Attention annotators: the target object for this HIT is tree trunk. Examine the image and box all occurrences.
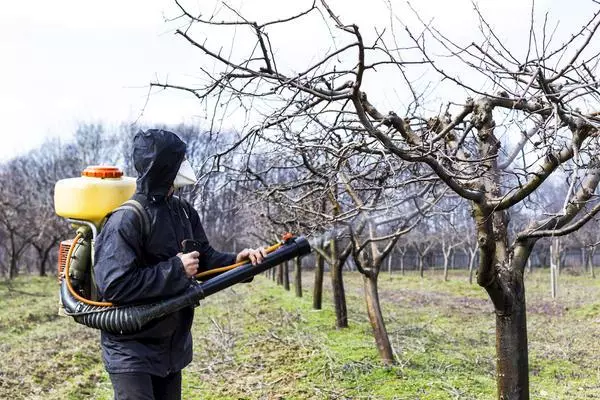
[473,189,530,400]
[294,257,302,297]
[387,252,393,279]
[9,257,17,280]
[559,252,565,275]
[9,233,18,280]
[327,239,348,328]
[468,248,477,284]
[443,249,450,282]
[494,283,529,400]
[482,251,531,400]
[313,252,324,309]
[39,245,55,277]
[550,238,559,299]
[399,251,405,275]
[538,246,549,268]
[39,251,47,277]
[276,264,283,285]
[588,246,596,278]
[283,261,290,291]
[331,260,348,328]
[363,272,394,365]
[418,255,424,278]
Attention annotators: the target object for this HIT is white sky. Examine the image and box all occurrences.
[0,0,587,160]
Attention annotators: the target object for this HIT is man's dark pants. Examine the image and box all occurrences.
[109,371,182,400]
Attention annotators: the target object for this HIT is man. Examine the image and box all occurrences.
[94,129,265,400]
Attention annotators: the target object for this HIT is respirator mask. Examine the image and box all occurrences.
[173,159,197,189]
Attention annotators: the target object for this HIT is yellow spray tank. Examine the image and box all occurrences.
[54,166,136,227]
[54,166,136,309]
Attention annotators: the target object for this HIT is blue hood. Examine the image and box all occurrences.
[133,129,187,198]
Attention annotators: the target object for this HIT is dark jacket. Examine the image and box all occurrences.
[94,129,236,377]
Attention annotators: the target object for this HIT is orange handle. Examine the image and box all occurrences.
[195,242,283,279]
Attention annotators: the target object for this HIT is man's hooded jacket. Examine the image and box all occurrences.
[94,129,236,376]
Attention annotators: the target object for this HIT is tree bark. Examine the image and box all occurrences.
[363,272,394,365]
[443,249,450,282]
[475,202,531,400]
[313,252,324,309]
[467,248,477,284]
[400,251,405,275]
[331,258,348,328]
[9,232,19,280]
[550,238,559,299]
[494,284,529,400]
[9,257,17,280]
[38,245,54,277]
[294,257,302,297]
[283,261,290,291]
[276,264,283,285]
[588,246,596,278]
[484,248,531,400]
[329,239,348,328]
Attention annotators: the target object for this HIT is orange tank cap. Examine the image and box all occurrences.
[81,166,124,178]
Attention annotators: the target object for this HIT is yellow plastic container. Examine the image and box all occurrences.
[54,166,136,226]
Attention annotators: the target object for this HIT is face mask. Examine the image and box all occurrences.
[173,159,197,189]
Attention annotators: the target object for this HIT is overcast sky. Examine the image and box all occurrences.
[0,0,200,160]
[0,0,586,161]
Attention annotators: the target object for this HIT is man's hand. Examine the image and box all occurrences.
[236,247,268,265]
[177,251,200,278]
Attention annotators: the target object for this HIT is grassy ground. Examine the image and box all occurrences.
[0,269,599,399]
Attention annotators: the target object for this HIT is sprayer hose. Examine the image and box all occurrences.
[60,236,311,334]
[64,232,114,307]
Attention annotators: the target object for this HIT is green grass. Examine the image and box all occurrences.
[1,269,600,399]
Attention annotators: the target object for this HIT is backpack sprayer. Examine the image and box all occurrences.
[54,166,311,334]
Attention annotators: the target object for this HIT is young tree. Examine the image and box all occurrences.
[410,229,435,279]
[345,174,439,364]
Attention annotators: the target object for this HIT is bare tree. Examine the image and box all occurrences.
[159,2,600,398]
[410,229,435,279]
[346,177,439,364]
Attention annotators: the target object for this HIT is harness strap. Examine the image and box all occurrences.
[112,199,151,240]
